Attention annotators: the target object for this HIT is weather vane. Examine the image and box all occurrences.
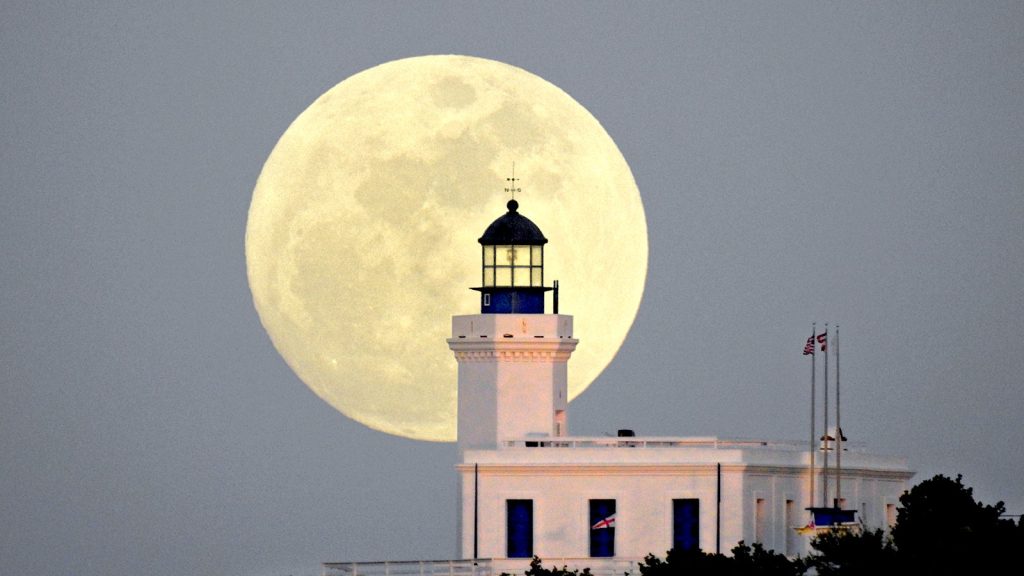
[505,161,521,201]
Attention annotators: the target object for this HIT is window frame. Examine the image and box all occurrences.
[506,499,534,559]
[482,244,543,287]
[589,499,616,558]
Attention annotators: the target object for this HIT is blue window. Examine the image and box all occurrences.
[589,499,616,557]
[507,500,533,558]
[673,499,700,552]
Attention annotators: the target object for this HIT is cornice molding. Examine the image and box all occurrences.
[448,341,577,362]
[456,462,913,481]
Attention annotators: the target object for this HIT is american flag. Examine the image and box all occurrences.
[803,336,815,355]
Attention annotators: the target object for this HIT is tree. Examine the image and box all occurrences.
[637,542,799,576]
[730,541,801,576]
[518,556,590,576]
[800,528,897,576]
[891,474,1021,574]
[637,548,734,576]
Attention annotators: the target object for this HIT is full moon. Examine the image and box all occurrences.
[246,55,647,441]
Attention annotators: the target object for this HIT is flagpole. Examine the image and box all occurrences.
[835,325,842,508]
[809,323,816,513]
[822,323,829,508]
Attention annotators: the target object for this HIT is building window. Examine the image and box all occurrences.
[483,294,491,307]
[590,499,616,557]
[785,499,797,556]
[672,499,699,552]
[886,503,897,528]
[755,498,767,543]
[507,500,533,558]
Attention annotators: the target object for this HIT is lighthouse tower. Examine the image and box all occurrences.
[448,199,578,456]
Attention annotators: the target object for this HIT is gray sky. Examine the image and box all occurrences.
[2,2,1022,575]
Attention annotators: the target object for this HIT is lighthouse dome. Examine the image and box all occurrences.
[478,200,548,245]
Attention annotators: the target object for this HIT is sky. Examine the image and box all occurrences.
[2,2,1022,575]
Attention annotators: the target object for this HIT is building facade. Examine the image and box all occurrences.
[457,437,910,561]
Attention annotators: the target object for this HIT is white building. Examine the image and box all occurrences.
[326,200,912,576]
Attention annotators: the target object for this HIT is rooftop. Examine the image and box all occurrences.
[461,436,911,475]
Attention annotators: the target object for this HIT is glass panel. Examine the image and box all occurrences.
[532,246,542,266]
[483,245,494,266]
[590,499,616,557]
[507,500,533,558]
[512,266,531,287]
[496,245,521,266]
[531,267,542,286]
[495,267,512,286]
[483,267,494,287]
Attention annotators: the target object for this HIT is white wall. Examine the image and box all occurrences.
[449,314,576,455]
[458,449,911,560]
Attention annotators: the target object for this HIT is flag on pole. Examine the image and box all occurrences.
[817,332,828,352]
[795,519,817,536]
[591,513,616,530]
[803,336,815,355]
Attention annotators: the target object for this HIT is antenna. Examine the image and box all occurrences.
[505,162,521,201]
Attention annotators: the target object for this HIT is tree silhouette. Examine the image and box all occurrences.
[800,528,896,576]
[892,474,1020,574]
[520,556,590,576]
[797,474,1023,574]
[637,541,799,576]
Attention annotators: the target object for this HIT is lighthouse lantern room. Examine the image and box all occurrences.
[474,199,551,314]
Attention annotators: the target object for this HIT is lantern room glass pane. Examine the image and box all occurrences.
[495,267,512,286]
[496,245,521,266]
[531,246,542,266]
[512,266,531,286]
[483,246,494,266]
[531,267,542,286]
[483,267,494,287]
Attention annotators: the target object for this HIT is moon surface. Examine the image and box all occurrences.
[246,55,647,441]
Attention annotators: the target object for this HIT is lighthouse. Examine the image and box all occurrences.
[325,189,914,575]
[448,199,578,456]
[440,196,911,566]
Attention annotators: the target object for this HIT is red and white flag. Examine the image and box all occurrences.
[803,336,815,355]
[591,514,616,530]
[795,519,817,536]
[817,332,828,352]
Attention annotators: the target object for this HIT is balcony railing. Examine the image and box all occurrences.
[498,437,866,452]
[322,558,643,576]
[323,559,491,576]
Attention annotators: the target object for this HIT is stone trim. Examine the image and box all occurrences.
[452,349,576,362]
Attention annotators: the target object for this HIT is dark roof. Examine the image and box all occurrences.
[478,200,548,245]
